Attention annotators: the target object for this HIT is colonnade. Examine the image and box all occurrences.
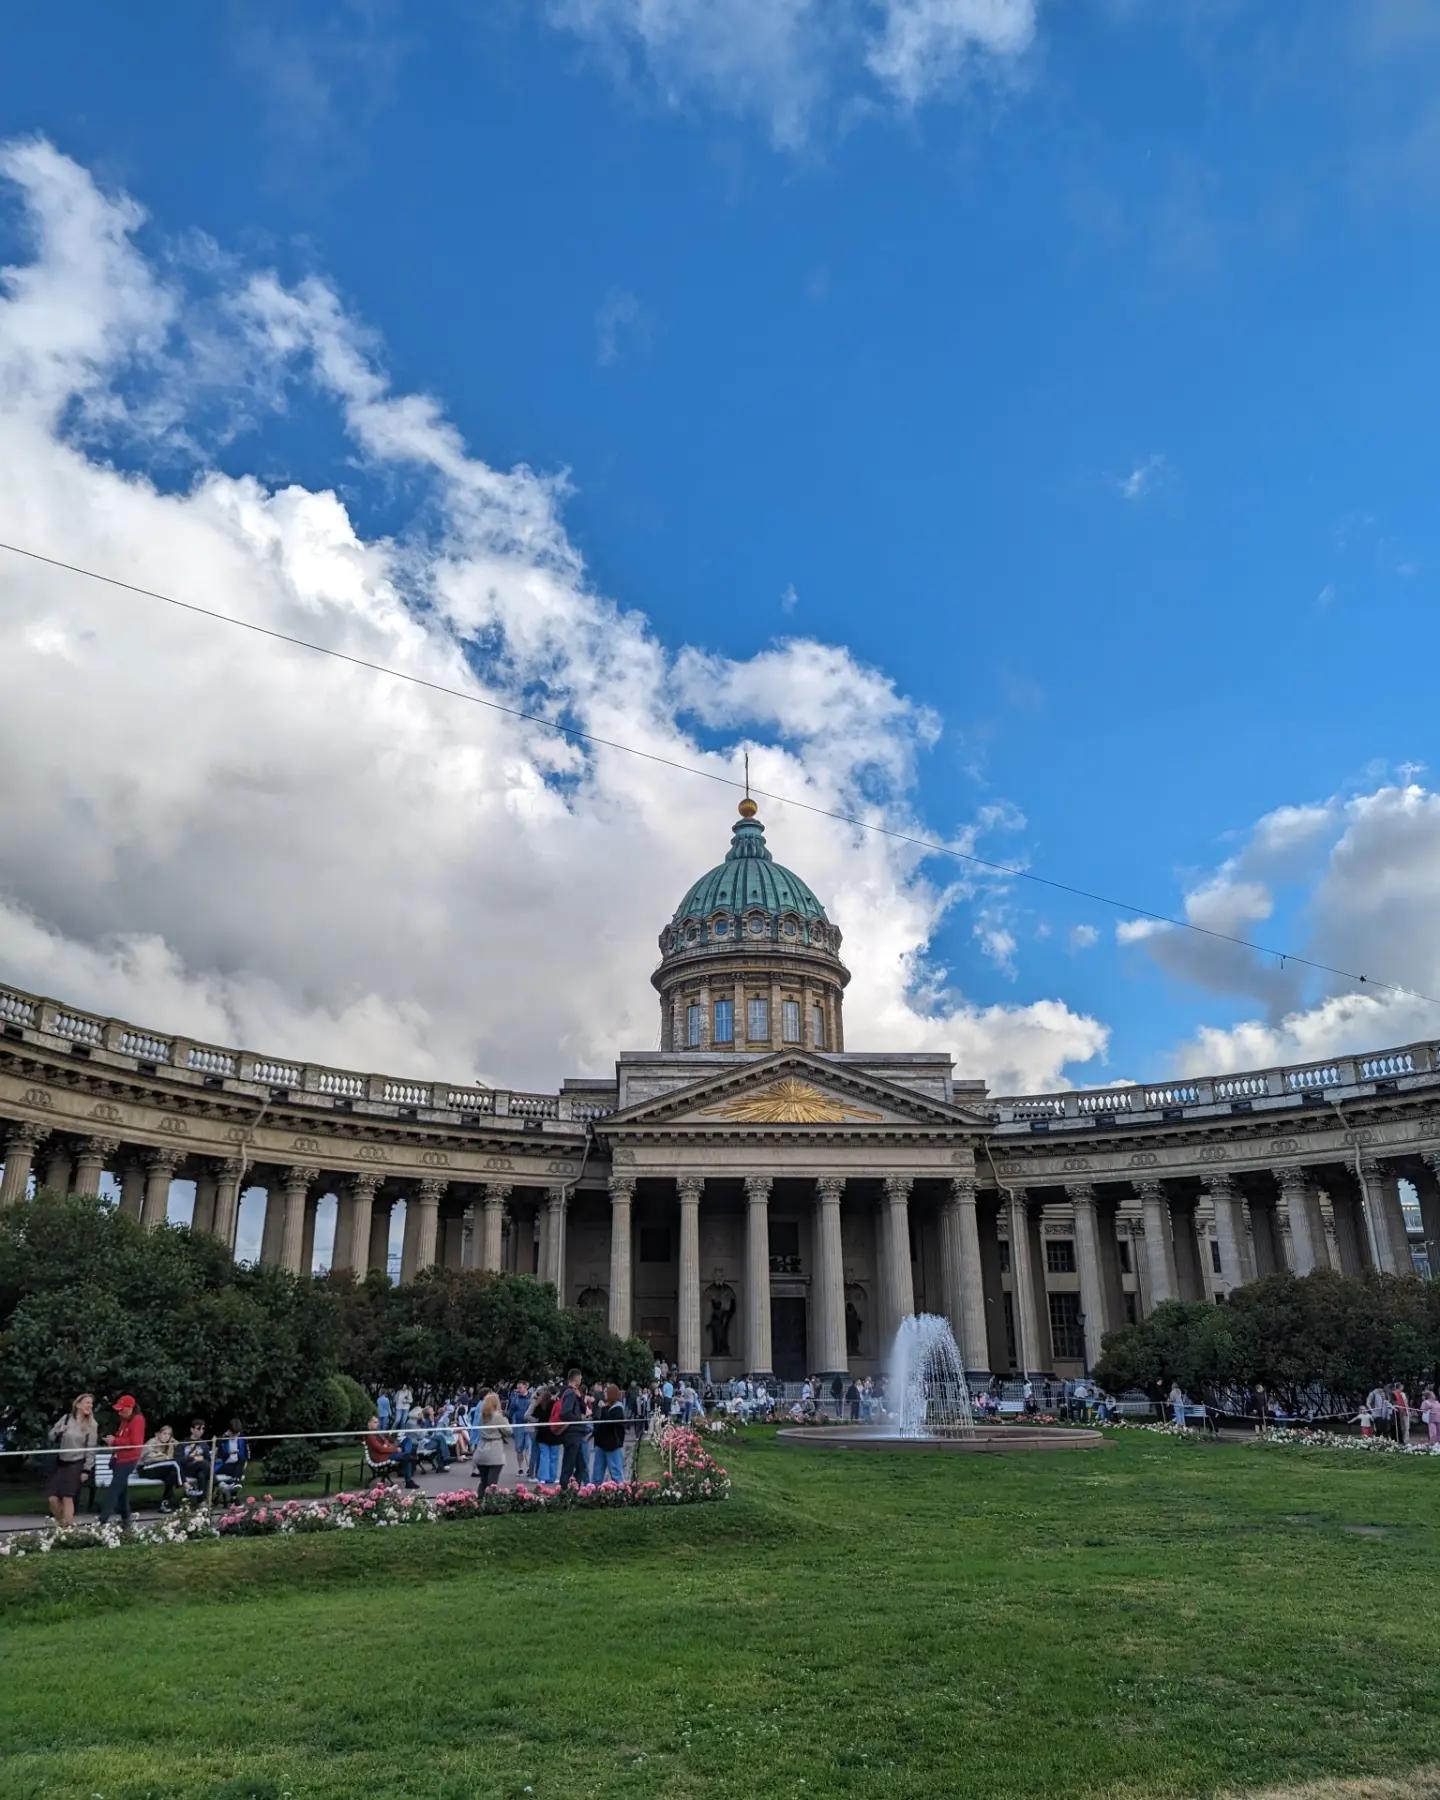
[5,1116,1439,1379]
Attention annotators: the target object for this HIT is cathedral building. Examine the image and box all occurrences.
[2,799,1438,1382]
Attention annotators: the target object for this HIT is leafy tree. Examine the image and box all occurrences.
[1094,1269,1437,1414]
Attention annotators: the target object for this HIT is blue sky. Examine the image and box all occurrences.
[2,0,1440,1118]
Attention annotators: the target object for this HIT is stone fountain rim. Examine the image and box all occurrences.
[776,1423,1106,1453]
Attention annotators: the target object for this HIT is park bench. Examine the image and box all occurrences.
[85,1452,164,1511]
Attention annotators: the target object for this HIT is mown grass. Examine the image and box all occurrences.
[3,1431,1440,1799]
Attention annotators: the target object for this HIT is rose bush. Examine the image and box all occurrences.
[0,1428,730,1559]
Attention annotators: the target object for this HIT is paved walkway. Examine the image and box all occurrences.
[0,1452,582,1534]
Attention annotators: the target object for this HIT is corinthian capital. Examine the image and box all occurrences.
[417,1177,447,1207]
[815,1176,845,1205]
[677,1175,704,1205]
[883,1175,912,1205]
[743,1175,772,1205]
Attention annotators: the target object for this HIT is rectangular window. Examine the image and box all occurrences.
[1047,1291,1084,1361]
[747,996,769,1040]
[812,1005,826,1048]
[1045,1238,1076,1274]
[1117,1239,1132,1275]
[685,1003,702,1048]
[1123,1291,1139,1325]
[639,1228,671,1263]
[997,1239,1011,1274]
[1209,1237,1223,1274]
[713,998,733,1044]
[782,999,801,1042]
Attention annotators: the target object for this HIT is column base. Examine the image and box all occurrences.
[749,1369,777,1386]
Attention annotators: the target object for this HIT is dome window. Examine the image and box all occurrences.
[782,917,798,938]
[712,917,729,937]
[685,925,699,944]
[748,916,766,936]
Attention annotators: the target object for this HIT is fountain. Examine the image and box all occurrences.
[777,1312,1104,1455]
[886,1313,975,1439]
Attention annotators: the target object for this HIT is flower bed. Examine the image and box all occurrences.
[1107,1418,1440,1455]
[0,1429,729,1559]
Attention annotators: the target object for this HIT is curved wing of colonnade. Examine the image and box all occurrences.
[2,977,1438,1379]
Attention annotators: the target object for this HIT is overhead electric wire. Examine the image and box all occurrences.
[3,535,1436,1013]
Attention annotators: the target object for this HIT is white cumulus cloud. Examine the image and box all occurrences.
[0,139,1105,1099]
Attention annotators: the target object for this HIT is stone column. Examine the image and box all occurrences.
[872,1196,893,1351]
[141,1148,178,1229]
[883,1175,916,1322]
[336,1172,377,1275]
[677,1175,703,1379]
[1204,1173,1246,1291]
[608,1175,635,1338]
[212,1158,245,1250]
[368,1195,393,1276]
[279,1166,316,1274]
[0,1123,46,1207]
[733,977,746,1047]
[442,1210,465,1270]
[944,1176,989,1372]
[118,1157,145,1222]
[801,981,815,1050]
[299,1193,318,1276]
[536,1200,551,1287]
[1276,1168,1320,1275]
[545,1184,568,1297]
[482,1182,510,1271]
[1418,1155,1440,1272]
[40,1142,74,1196]
[191,1162,219,1235]
[414,1178,445,1274]
[1066,1183,1108,1372]
[1006,1190,1043,1372]
[331,1182,356,1274]
[814,1176,848,1378]
[1356,1158,1403,1273]
[1326,1173,1367,1276]
[1137,1180,1177,1306]
[744,1175,774,1378]
[257,1180,284,1266]
[73,1135,118,1198]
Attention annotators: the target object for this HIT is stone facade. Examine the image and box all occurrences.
[2,807,1438,1381]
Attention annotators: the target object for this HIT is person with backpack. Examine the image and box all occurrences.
[534,1385,562,1484]
[557,1368,589,1488]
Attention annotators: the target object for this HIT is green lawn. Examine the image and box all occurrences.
[3,1430,1439,1799]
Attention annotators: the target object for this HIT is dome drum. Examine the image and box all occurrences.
[654,801,849,1056]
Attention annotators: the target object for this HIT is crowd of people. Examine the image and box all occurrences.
[31,1362,1440,1526]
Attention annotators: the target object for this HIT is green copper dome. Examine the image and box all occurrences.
[673,806,829,924]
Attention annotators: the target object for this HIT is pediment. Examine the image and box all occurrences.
[600,1052,990,1134]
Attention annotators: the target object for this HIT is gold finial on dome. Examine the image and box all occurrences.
[738,750,758,818]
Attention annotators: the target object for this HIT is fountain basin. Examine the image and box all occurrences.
[777,1424,1105,1453]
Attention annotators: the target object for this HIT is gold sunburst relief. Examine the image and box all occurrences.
[700,1078,885,1124]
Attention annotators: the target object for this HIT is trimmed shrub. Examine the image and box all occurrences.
[331,1372,374,1432]
[260,1438,322,1485]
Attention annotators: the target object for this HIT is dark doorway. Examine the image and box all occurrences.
[771,1296,808,1380]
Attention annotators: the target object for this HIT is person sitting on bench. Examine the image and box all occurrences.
[137,1424,188,1511]
[365,1417,419,1488]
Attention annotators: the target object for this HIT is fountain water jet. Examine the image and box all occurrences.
[886,1313,975,1439]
